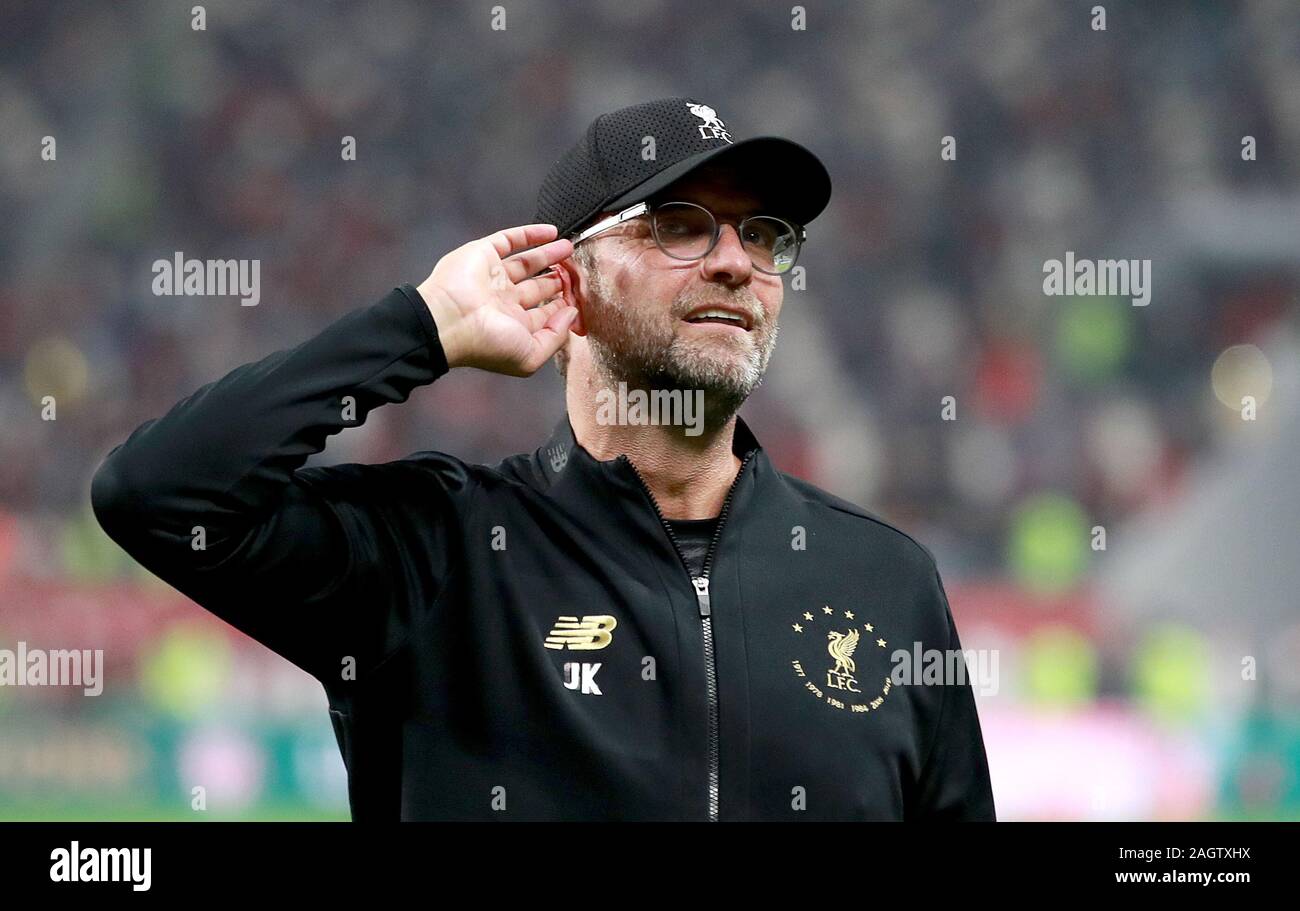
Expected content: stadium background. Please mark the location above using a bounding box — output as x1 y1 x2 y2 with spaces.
2 0 1298 820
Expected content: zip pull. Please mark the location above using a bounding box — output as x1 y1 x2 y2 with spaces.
692 576 711 618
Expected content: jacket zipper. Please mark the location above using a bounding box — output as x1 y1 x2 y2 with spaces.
621 449 755 823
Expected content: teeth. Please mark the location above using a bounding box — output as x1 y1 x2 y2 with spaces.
688 309 743 323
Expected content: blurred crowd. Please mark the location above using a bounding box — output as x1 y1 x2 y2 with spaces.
1 0 1298 819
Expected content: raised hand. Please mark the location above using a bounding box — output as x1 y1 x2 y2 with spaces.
417 224 577 376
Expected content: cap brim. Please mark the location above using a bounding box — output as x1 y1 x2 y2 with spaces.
600 136 831 228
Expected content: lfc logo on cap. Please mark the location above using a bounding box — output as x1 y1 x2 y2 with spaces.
687 102 732 144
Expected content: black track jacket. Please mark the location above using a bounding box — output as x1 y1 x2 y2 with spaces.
90 284 996 821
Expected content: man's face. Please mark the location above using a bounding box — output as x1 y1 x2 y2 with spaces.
573 169 786 422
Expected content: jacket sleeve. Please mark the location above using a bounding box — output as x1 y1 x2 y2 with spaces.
911 569 997 820
90 283 459 683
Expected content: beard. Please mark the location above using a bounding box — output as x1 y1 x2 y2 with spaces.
581 259 779 431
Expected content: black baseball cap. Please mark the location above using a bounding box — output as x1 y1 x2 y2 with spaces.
534 97 832 239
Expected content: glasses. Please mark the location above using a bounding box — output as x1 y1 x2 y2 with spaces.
569 200 805 275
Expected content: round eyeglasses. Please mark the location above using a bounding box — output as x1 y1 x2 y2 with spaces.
569 200 805 275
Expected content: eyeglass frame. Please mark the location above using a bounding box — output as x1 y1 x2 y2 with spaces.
567 199 807 275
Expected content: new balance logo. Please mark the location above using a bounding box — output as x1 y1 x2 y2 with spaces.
547 444 568 473
563 661 602 695
545 615 617 650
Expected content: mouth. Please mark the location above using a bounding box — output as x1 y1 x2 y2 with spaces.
681 306 754 332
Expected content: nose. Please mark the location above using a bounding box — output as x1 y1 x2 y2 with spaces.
698 222 753 287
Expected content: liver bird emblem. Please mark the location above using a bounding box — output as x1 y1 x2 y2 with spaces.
688 102 724 131
826 629 860 676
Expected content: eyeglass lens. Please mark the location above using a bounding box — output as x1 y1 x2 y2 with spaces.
651 202 799 274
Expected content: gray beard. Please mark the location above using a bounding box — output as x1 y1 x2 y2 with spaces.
583 267 778 433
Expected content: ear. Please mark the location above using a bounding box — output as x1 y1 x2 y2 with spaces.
556 257 588 337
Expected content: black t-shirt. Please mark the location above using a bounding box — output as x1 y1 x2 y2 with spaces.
666 516 718 579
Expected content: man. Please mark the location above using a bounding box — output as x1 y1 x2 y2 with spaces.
91 97 995 821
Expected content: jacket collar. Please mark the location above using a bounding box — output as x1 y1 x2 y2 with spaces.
534 411 763 488
524 412 771 570
528 410 765 529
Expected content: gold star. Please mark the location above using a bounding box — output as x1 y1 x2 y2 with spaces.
822 606 833 615
844 610 855 619
803 612 814 621
792 623 803 633
864 623 874 632
876 638 887 648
